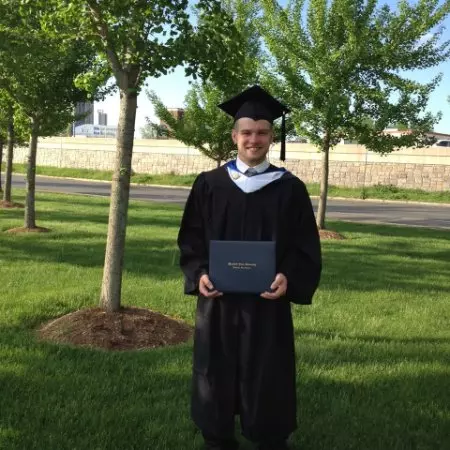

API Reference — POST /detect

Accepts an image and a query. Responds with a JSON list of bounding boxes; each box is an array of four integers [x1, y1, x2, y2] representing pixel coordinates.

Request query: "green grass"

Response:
[[11, 163, 450, 202], [1, 191, 449, 450], [307, 182, 450, 203]]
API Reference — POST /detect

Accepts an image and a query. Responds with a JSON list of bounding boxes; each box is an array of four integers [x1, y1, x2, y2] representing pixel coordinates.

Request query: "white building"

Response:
[[341, 128, 450, 146], [383, 128, 450, 142], [74, 124, 118, 138]]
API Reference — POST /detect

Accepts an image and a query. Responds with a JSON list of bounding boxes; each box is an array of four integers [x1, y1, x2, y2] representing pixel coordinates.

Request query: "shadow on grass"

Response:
[[1, 192, 183, 279], [27, 210, 183, 229], [2, 233, 449, 295], [295, 331, 450, 450], [0, 330, 200, 450], [295, 329, 450, 346], [294, 330, 450, 367], [3, 195, 449, 294], [319, 226, 450, 294], [0, 326, 448, 450], [2, 202, 182, 229], [298, 369, 449, 450], [0, 237, 180, 279], [321, 257, 449, 294]]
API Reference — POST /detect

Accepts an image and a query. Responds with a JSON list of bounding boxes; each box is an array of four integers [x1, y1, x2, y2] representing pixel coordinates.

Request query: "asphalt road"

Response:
[[10, 173, 450, 230]]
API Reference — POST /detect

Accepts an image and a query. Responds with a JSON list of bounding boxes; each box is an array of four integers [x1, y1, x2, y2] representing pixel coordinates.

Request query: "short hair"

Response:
[[233, 119, 273, 132]]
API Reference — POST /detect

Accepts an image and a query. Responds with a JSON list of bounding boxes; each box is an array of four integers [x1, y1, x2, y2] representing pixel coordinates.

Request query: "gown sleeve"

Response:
[[279, 180, 322, 304], [177, 173, 208, 295]]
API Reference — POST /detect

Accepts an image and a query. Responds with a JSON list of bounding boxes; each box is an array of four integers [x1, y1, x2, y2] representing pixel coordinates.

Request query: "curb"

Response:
[[12, 172, 450, 207]]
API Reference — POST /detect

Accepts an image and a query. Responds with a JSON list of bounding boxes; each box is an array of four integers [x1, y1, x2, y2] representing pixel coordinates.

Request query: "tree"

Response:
[[40, 0, 243, 311], [0, 1, 99, 224], [0, 92, 28, 206], [140, 121, 170, 139], [0, 93, 11, 198], [149, 0, 263, 167], [0, 94, 7, 194], [149, 85, 237, 167], [259, 0, 450, 229], [3, 107, 15, 204], [0, 139, 3, 193]]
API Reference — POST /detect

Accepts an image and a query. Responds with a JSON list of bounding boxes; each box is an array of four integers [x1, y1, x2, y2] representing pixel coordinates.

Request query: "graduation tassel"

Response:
[[280, 111, 286, 162]]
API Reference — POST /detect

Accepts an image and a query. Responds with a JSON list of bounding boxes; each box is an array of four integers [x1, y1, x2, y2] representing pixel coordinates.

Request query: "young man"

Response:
[[178, 86, 322, 450]]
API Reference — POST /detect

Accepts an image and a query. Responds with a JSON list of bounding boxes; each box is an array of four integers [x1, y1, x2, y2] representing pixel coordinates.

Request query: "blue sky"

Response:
[[95, 1, 450, 136]]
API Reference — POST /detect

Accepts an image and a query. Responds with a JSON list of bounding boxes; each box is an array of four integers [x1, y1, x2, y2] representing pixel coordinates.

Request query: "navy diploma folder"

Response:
[[209, 240, 275, 294]]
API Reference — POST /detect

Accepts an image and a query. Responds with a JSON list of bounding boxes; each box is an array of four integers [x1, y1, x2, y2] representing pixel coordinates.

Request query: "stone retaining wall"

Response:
[[8, 138, 450, 191], [282, 160, 450, 192]]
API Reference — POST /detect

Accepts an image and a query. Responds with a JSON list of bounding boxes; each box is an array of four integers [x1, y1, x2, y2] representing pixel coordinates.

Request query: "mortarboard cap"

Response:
[[218, 85, 290, 161]]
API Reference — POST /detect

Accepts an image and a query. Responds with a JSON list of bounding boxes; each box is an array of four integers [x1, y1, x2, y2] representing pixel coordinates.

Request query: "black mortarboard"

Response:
[[218, 85, 290, 161]]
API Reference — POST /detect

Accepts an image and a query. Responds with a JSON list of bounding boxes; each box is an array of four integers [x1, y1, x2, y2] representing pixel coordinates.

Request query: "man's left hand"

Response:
[[261, 273, 288, 300]]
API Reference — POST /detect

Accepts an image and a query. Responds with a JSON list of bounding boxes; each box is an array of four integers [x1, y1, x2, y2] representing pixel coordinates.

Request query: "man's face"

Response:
[[232, 118, 273, 166]]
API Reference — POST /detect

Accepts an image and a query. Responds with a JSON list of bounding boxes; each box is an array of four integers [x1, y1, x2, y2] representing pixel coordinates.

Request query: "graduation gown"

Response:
[[177, 165, 321, 443]]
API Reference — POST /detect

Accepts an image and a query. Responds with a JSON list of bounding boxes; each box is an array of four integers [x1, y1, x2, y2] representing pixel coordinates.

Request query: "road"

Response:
[[10, 173, 450, 229]]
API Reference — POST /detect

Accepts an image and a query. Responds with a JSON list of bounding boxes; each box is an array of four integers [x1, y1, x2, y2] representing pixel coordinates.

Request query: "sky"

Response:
[[94, 1, 450, 137]]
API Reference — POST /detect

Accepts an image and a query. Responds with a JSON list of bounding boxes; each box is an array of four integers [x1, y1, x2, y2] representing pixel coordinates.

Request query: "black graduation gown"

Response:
[[177, 165, 321, 443]]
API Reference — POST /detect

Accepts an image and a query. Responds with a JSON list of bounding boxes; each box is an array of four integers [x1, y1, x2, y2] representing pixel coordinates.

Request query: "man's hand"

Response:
[[199, 274, 223, 298], [261, 273, 288, 300]]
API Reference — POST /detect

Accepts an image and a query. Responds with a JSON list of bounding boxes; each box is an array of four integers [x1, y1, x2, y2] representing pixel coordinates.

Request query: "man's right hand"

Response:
[[199, 274, 223, 298]]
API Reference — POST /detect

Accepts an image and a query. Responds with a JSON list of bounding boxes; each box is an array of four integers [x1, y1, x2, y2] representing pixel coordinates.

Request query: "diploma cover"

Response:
[[209, 240, 275, 294]]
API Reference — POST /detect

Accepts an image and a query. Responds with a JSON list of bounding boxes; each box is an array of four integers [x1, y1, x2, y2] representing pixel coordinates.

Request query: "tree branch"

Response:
[[85, 0, 123, 80]]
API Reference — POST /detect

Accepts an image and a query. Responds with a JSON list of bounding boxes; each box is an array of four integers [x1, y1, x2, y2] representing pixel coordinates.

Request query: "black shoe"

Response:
[[257, 441, 289, 450], [203, 435, 239, 450], [204, 443, 239, 450], [204, 444, 239, 450]]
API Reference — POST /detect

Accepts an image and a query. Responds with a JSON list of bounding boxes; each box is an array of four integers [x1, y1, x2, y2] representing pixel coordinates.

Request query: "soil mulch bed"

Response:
[[319, 229, 346, 240], [6, 226, 50, 233], [38, 307, 193, 351], [0, 200, 25, 208]]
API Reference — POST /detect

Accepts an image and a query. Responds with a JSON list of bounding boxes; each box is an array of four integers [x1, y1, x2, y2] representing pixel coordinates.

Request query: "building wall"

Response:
[[9, 137, 450, 191], [74, 102, 94, 127], [98, 110, 108, 126]]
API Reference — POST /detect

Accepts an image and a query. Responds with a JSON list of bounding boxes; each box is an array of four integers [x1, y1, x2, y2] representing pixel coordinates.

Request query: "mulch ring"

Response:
[[319, 229, 346, 240], [6, 226, 50, 234], [0, 200, 24, 208], [38, 307, 193, 351]]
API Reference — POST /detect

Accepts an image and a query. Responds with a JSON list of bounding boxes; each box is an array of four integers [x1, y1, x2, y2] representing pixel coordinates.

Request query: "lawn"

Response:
[[10, 163, 450, 203], [0, 191, 449, 450]]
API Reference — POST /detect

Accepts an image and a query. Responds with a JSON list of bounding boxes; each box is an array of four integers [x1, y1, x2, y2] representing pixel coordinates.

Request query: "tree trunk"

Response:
[[24, 118, 39, 229], [100, 88, 138, 312], [316, 133, 331, 230], [0, 140, 3, 192], [3, 106, 14, 203], [216, 159, 221, 168]]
